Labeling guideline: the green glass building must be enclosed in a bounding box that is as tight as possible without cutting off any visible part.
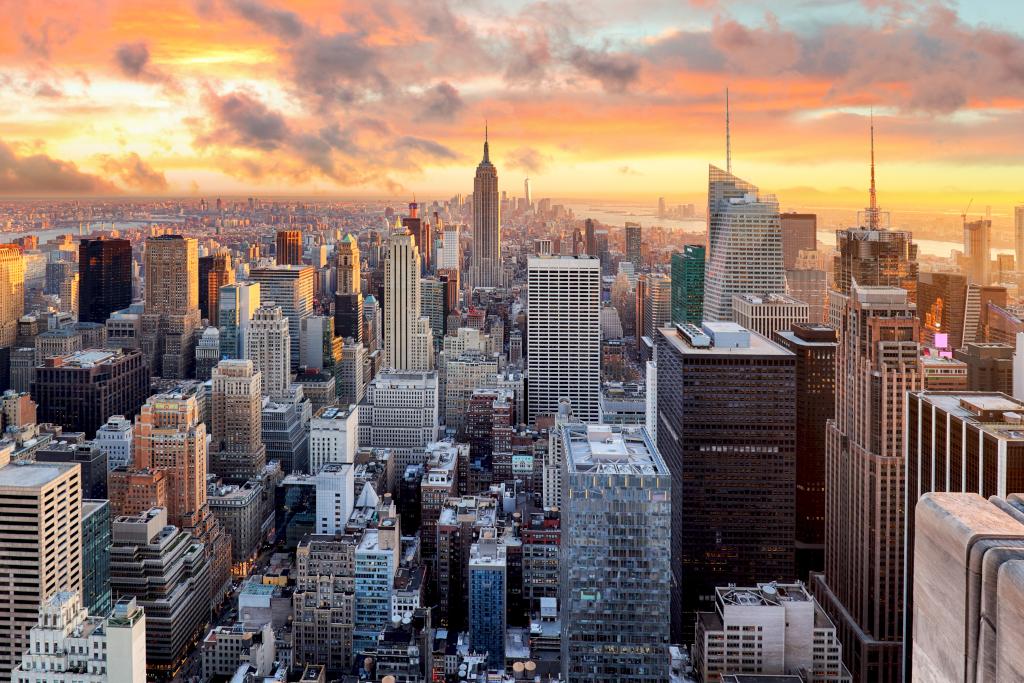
[671,244,705,325]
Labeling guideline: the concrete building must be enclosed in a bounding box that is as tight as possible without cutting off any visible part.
[0,459,82,677]
[358,371,440,488]
[560,424,672,682]
[811,286,921,683]
[657,322,796,641]
[920,352,968,390]
[309,405,358,475]
[338,341,367,407]
[963,218,992,285]
[786,267,828,324]
[210,359,267,482]
[912,492,1024,682]
[198,251,234,324]
[443,352,500,431]
[292,534,358,673]
[781,212,818,270]
[954,342,1014,393]
[201,623,275,680]
[334,234,363,343]
[643,273,673,338]
[246,304,292,398]
[527,256,601,424]
[275,229,302,266]
[315,461,355,535]
[32,349,149,437]
[0,244,27,349]
[250,265,314,370]
[732,293,810,340]
[261,390,311,474]
[703,166,786,321]
[208,480,267,576]
[36,441,108,499]
[694,583,851,683]
[142,235,201,379]
[773,324,837,578]
[109,508,211,675]
[353,522,401,656]
[384,228,433,371]
[194,326,221,380]
[11,593,146,683]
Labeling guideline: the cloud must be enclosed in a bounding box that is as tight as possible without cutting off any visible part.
[96,153,168,192]
[198,90,290,151]
[0,140,116,194]
[226,0,304,40]
[34,83,62,98]
[570,46,641,93]
[415,82,464,122]
[618,165,643,176]
[19,19,77,60]
[392,136,459,160]
[506,147,551,173]
[114,42,151,78]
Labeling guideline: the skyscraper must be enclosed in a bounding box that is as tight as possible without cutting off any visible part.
[559,424,671,682]
[469,535,507,669]
[218,281,261,359]
[810,285,921,683]
[334,234,363,342]
[643,273,672,338]
[584,218,596,258]
[78,237,132,324]
[210,359,267,482]
[276,229,303,265]
[471,127,501,288]
[703,166,785,321]
[0,244,25,349]
[142,235,201,378]
[198,251,234,322]
[671,244,705,325]
[0,458,82,677]
[656,321,796,641]
[917,271,968,350]
[780,212,817,270]
[246,304,292,397]
[526,256,601,424]
[963,218,992,285]
[773,323,837,578]
[384,227,433,371]
[250,265,314,369]
[1016,205,1024,274]
[402,202,432,275]
[523,177,532,208]
[625,222,642,268]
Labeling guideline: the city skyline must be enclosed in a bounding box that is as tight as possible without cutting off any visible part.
[1,2,1024,209]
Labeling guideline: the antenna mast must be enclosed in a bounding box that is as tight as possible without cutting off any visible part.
[725,88,732,174]
[868,109,879,229]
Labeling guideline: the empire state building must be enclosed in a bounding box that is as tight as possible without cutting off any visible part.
[471,126,501,288]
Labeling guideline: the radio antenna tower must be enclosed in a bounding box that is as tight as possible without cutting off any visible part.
[725,87,732,174]
[867,109,879,229]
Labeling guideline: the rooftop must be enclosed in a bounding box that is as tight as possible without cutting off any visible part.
[563,424,668,476]
[914,392,1024,440]
[661,322,792,357]
[0,460,77,488]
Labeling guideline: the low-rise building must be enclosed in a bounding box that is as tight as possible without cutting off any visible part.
[201,623,276,680]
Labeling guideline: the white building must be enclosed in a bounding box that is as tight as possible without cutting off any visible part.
[443,353,500,431]
[439,224,461,270]
[527,256,601,424]
[250,265,314,370]
[201,622,275,680]
[246,304,292,398]
[358,370,440,480]
[95,415,133,470]
[703,166,786,322]
[694,583,851,683]
[12,593,146,683]
[731,293,809,340]
[309,405,358,474]
[384,229,433,371]
[315,462,355,535]
[338,342,367,407]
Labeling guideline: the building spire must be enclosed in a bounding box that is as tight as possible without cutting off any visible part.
[725,87,732,174]
[868,108,879,229]
[483,120,490,163]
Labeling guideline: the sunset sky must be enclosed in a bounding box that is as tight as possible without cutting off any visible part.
[2,0,1024,209]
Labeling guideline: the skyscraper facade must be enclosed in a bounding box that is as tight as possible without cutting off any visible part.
[780,212,817,270]
[218,281,261,359]
[246,304,292,397]
[526,256,601,424]
[625,221,642,268]
[671,244,705,325]
[917,271,968,350]
[963,219,992,285]
[0,459,82,677]
[401,202,432,275]
[334,234,363,342]
[832,227,918,317]
[198,251,234,323]
[1016,205,1024,273]
[210,359,267,482]
[703,166,786,321]
[471,130,501,288]
[276,229,303,265]
[142,235,201,378]
[811,285,921,683]
[0,244,25,349]
[250,265,314,370]
[656,321,796,641]
[384,229,433,371]
[559,424,671,681]
[78,237,132,324]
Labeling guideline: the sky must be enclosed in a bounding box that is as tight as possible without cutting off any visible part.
[1,0,1024,210]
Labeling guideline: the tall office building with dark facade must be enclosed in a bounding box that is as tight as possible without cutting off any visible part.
[198,251,234,322]
[781,212,817,270]
[334,234,363,342]
[78,237,131,324]
[625,222,642,268]
[656,321,796,641]
[276,230,303,265]
[917,271,967,349]
[670,244,705,325]
[402,202,432,275]
[774,323,837,578]
[832,228,918,313]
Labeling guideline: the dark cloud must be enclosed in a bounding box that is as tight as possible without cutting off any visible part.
[415,82,464,122]
[96,153,168,192]
[34,83,62,98]
[392,136,459,160]
[114,42,151,78]
[227,0,304,40]
[0,141,116,194]
[505,147,551,173]
[570,47,641,93]
[199,90,290,151]
[19,19,77,60]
